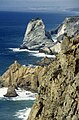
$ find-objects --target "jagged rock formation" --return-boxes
[4,85,18,97]
[20,17,79,55]
[59,16,79,36]
[27,35,79,120]
[0,61,48,92]
[50,16,79,54]
[57,16,79,40]
[1,34,79,119]
[36,57,54,66]
[1,16,79,119]
[1,35,79,119]
[20,18,54,54]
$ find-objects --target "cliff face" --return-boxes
[1,35,79,119]
[27,35,79,120]
[50,16,79,54]
[21,18,54,54]
[57,16,79,40]
[0,61,48,92]
[21,17,79,54]
[1,17,79,119]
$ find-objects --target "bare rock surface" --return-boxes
[27,35,79,120]
[4,85,18,97]
[20,18,54,54]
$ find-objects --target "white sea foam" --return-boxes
[14,107,31,120]
[9,48,39,53]
[0,87,35,120]
[9,47,55,58]
[0,87,36,101]
[30,52,55,58]
[0,87,8,98]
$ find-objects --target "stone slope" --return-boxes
[27,35,79,120]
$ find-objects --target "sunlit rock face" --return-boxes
[27,35,79,120]
[57,16,79,40]
[20,18,54,54]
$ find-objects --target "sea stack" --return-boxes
[4,85,18,97]
[20,18,54,54]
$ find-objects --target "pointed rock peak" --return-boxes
[26,18,45,36]
[4,85,18,97]
[9,61,21,70]
[20,18,53,53]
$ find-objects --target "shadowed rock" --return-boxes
[27,35,79,120]
[4,85,18,97]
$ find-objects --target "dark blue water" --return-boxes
[0,11,75,120]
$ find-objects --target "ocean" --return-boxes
[0,11,75,120]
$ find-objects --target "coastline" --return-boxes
[0,11,79,120]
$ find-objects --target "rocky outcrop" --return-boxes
[20,18,54,54]
[1,16,79,119]
[36,57,54,66]
[50,16,79,54]
[57,16,79,41]
[20,17,79,55]
[0,60,48,92]
[1,34,79,119]
[27,35,79,120]
[4,85,18,97]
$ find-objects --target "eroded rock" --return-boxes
[27,35,79,120]
[4,85,18,97]
[20,18,54,54]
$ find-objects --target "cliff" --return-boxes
[1,17,79,119]
[58,16,79,36]
[50,16,79,54]
[56,16,79,41]
[20,17,79,55]
[1,35,79,119]
[27,35,79,120]
[0,61,48,93]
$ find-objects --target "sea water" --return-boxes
[0,11,75,120]
[0,88,36,120]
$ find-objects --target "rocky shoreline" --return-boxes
[0,16,79,119]
[20,16,79,55]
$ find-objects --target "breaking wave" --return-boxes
[14,107,31,120]
[9,48,55,58]
[0,87,36,101]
